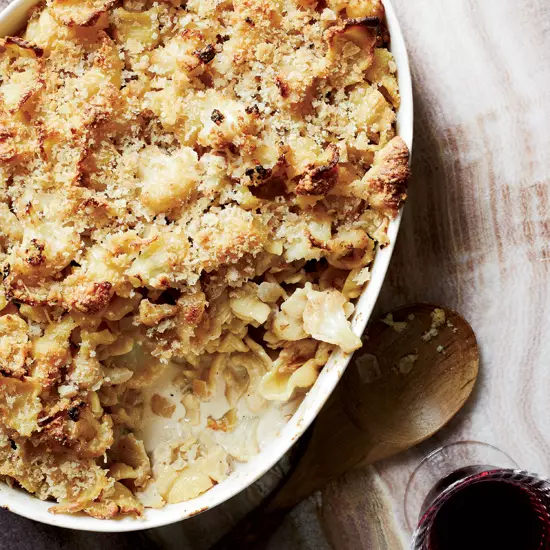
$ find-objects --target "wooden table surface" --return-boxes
[0,0,549,548]
[317,0,550,547]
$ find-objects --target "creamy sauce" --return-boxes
[138,363,296,460]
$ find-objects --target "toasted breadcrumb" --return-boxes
[382,313,408,333]
[396,352,418,375]
[422,308,446,342]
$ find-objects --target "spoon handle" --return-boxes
[211,390,375,549]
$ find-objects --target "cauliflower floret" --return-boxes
[303,288,361,353]
[49,0,117,27]
[197,93,258,150]
[268,284,361,352]
[110,7,160,54]
[349,84,396,144]
[344,0,385,18]
[10,222,80,279]
[0,38,43,114]
[127,228,190,288]
[138,146,200,215]
[268,287,309,342]
[286,135,323,179]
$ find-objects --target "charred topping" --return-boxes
[245,17,255,25]
[295,144,340,196]
[0,364,24,378]
[195,44,216,64]
[245,104,260,116]
[8,438,16,450]
[211,109,225,125]
[68,402,86,422]
[275,77,289,99]
[75,281,113,314]
[255,165,271,179]
[216,34,230,44]
[355,16,380,27]
[249,176,287,200]
[316,0,329,11]
[245,165,273,186]
[26,239,45,267]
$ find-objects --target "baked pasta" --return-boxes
[0,0,409,517]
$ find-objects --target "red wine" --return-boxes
[428,476,550,550]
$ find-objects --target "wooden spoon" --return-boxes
[212,304,479,549]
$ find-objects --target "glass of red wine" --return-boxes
[406,441,550,550]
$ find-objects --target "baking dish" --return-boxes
[0,0,413,532]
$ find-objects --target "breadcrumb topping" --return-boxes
[0,0,409,517]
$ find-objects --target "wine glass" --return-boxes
[406,441,550,549]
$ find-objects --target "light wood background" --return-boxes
[318,0,550,547]
[0,0,549,549]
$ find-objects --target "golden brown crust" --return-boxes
[68,282,114,314]
[357,136,411,217]
[0,37,44,114]
[344,0,385,19]
[2,36,43,57]
[49,0,118,27]
[0,315,31,378]
[0,125,17,161]
[326,16,380,57]
[326,16,381,42]
[295,144,340,196]
[0,0,408,519]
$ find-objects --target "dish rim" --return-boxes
[0,0,414,532]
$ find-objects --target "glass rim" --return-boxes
[411,469,550,550]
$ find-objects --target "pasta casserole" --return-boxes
[0,0,409,517]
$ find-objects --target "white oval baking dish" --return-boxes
[0,0,413,532]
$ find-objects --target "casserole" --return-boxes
[0,0,413,532]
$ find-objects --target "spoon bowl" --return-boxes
[213,304,479,549]
[341,303,479,464]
